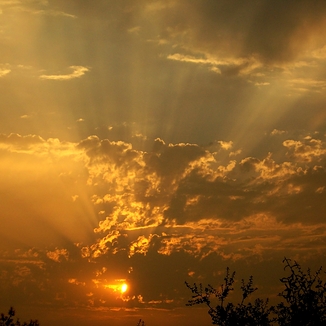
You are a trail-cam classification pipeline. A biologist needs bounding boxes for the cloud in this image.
[0,0,76,18]
[1,133,326,249]
[70,133,326,263]
[311,45,326,59]
[167,53,262,76]
[39,66,89,80]
[12,7,77,18]
[46,248,69,262]
[0,67,10,77]
[0,133,45,149]
[0,132,324,219]
[0,133,97,247]
[167,53,226,66]
[0,0,22,6]
[146,0,326,94]
[283,137,326,162]
[288,78,326,93]
[271,129,286,135]
[1,133,326,318]
[161,0,326,65]
[218,140,233,150]
[244,0,326,64]
[145,1,176,12]
[20,114,31,119]
[254,81,270,86]
[127,26,141,34]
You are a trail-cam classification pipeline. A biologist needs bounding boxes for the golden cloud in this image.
[40,66,89,80]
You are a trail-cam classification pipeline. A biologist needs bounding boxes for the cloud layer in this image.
[1,132,326,324]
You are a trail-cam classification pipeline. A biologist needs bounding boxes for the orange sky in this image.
[1,1,326,325]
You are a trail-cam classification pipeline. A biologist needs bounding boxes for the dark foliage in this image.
[185,258,326,326]
[0,307,39,326]
[276,257,326,326]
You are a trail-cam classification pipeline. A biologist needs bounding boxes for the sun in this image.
[104,280,129,294]
[121,283,128,293]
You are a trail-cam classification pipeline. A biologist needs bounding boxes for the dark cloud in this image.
[159,0,326,65]
[245,0,326,64]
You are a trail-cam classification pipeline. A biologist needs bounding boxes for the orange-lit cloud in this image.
[46,248,69,263]
[1,132,326,256]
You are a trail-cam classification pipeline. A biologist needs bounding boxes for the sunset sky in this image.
[1,0,326,325]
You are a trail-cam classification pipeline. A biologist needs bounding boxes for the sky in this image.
[1,0,326,325]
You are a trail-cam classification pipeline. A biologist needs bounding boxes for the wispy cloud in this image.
[167,53,262,76]
[23,8,76,18]
[0,0,75,18]
[40,66,89,80]
[0,67,10,77]
[288,77,326,93]
[127,26,141,34]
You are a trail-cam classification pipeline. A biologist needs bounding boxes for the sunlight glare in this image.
[121,283,128,293]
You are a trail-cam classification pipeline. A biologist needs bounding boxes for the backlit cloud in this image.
[0,67,10,77]
[167,53,262,76]
[39,66,89,80]
[2,132,324,259]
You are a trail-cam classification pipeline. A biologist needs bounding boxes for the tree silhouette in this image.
[0,307,39,326]
[185,258,326,326]
[185,267,272,325]
[276,257,326,325]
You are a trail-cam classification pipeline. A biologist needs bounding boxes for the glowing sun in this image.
[121,283,128,293]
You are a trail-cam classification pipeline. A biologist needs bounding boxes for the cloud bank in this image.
[0,132,326,319]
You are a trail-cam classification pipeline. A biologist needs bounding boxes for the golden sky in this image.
[1,1,326,325]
